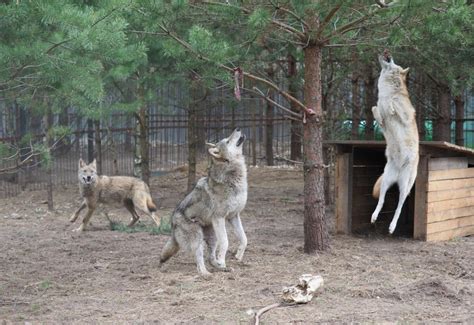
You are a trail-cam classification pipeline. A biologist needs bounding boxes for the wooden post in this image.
[413,154,429,240]
[335,151,352,234]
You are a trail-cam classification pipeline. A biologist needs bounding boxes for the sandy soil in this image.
[0,167,472,324]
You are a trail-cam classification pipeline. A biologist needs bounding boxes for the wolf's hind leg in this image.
[132,194,160,226]
[159,236,179,264]
[124,199,140,227]
[229,214,247,261]
[212,217,228,268]
[371,163,397,224]
[70,200,86,223]
[389,167,417,234]
[203,225,218,268]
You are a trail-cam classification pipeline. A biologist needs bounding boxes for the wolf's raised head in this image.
[78,159,98,186]
[378,50,410,96]
[206,128,246,163]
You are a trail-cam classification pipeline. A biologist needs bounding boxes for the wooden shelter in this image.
[326,140,474,241]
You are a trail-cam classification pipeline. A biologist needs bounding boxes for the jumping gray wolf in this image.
[159,128,248,277]
[70,159,160,232]
[371,51,419,234]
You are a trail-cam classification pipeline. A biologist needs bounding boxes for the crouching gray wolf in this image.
[371,51,419,234]
[160,128,248,277]
[70,159,160,232]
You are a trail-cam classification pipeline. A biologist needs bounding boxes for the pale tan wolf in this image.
[159,128,248,277]
[70,159,160,232]
[371,50,419,234]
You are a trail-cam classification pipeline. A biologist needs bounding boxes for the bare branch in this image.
[316,5,342,39]
[157,23,308,113]
[273,4,309,30]
[251,87,301,118]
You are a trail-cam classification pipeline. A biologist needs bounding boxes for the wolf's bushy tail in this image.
[146,196,157,212]
[160,236,179,265]
[373,174,383,198]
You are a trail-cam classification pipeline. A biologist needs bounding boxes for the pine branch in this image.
[270,2,309,30]
[320,2,394,43]
[202,1,306,39]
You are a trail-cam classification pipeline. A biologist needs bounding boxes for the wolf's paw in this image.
[371,213,378,224]
[199,271,212,280]
[235,251,245,262]
[213,262,227,270]
[72,226,84,232]
[69,215,77,223]
[389,222,397,235]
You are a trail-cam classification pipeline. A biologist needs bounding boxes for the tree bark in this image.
[433,84,451,142]
[138,107,150,185]
[363,64,375,140]
[134,85,150,185]
[187,78,199,192]
[351,51,361,140]
[415,73,426,140]
[288,53,302,161]
[45,110,54,211]
[58,108,70,154]
[87,118,94,164]
[454,94,465,146]
[94,120,102,175]
[303,42,330,253]
[265,66,275,166]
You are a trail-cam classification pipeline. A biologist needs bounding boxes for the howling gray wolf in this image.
[70,159,160,232]
[371,51,419,234]
[159,128,248,277]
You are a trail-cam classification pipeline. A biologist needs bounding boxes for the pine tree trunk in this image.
[454,94,465,146]
[288,53,302,161]
[433,84,451,142]
[138,106,150,185]
[265,66,274,166]
[94,120,102,175]
[265,93,274,166]
[45,110,54,211]
[87,119,94,163]
[187,79,199,192]
[351,52,360,140]
[251,104,257,166]
[58,108,70,154]
[303,42,330,253]
[363,65,375,140]
[416,74,426,140]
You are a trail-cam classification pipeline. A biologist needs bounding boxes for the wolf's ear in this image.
[91,159,97,169]
[401,67,410,75]
[206,142,216,148]
[208,147,223,160]
[79,158,86,168]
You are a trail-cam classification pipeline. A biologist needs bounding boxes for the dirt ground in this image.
[0,167,473,324]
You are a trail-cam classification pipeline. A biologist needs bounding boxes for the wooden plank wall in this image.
[426,158,474,241]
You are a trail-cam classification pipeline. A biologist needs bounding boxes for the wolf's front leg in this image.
[229,214,247,261]
[212,217,228,268]
[73,206,96,232]
[69,200,86,223]
[372,106,384,128]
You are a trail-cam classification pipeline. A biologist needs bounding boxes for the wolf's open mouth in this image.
[237,135,245,147]
[383,49,391,62]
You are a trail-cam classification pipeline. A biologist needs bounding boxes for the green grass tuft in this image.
[109,215,171,235]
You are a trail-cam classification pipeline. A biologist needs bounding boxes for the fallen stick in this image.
[254,303,282,325]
